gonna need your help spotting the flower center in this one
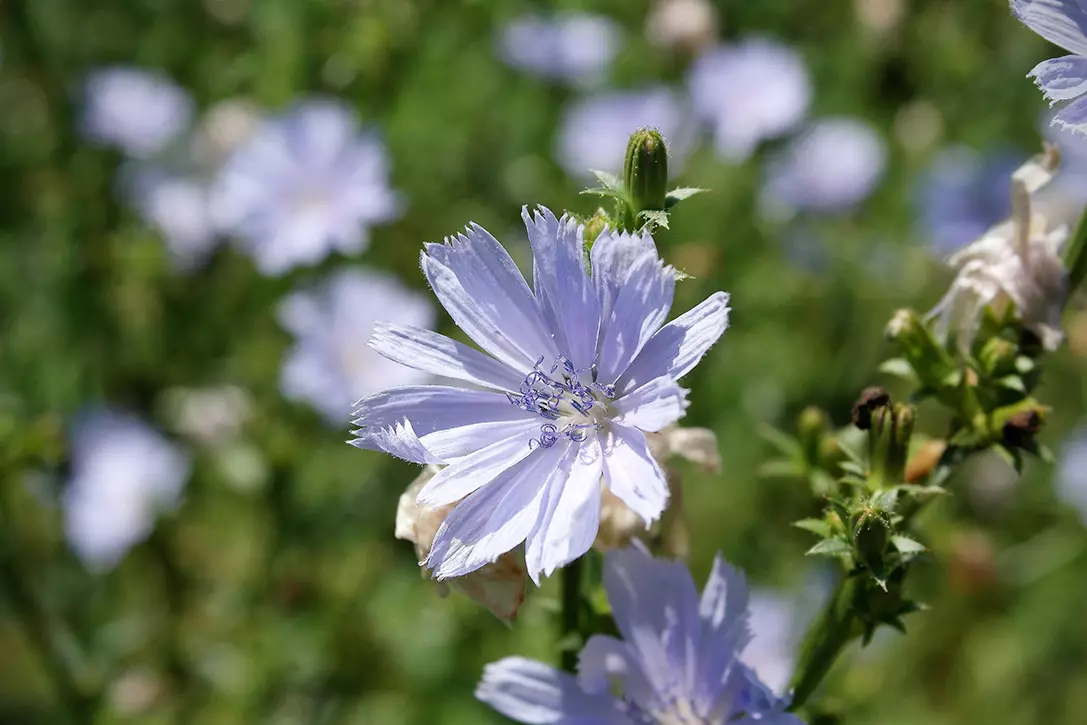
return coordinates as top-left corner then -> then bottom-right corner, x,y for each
507,354 -> 615,449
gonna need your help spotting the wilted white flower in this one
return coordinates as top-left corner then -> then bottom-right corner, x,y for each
210,99 -> 403,275
80,67 -> 194,158
555,87 -> 694,180
1038,114 -> 1087,229
646,0 -> 719,54
688,38 -> 812,163
279,268 -> 435,425
927,146 -> 1069,352
64,410 -> 190,570
498,13 -> 620,86
760,116 -> 888,219
396,466 -> 528,622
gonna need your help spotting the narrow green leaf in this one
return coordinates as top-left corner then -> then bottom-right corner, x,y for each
589,169 -> 623,190
664,187 -> 708,208
806,538 -> 853,557
891,535 -> 926,556
878,358 -> 916,380
792,518 -> 832,538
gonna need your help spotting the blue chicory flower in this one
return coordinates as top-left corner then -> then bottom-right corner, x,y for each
350,208 -> 730,582
79,67 -> 194,158
64,410 -> 191,571
210,98 -> 403,275
916,146 -> 1023,255
687,37 -> 812,163
497,13 -> 620,86
759,117 -> 888,220
279,268 -> 435,426
476,544 -> 801,724
1056,426 -> 1087,525
1012,0 -> 1087,135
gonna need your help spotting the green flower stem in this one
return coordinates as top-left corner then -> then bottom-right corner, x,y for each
1063,200 -> 1087,302
787,575 -> 861,713
0,498 -> 98,723
560,557 -> 584,672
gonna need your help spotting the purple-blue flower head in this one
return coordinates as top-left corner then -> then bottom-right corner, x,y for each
476,544 -> 801,724
1012,0 -> 1087,134
688,37 -> 812,163
556,88 -> 694,180
759,117 -> 887,220
917,146 -> 1022,255
498,13 -> 620,86
79,67 -> 194,158
350,208 -> 730,583
210,98 -> 402,275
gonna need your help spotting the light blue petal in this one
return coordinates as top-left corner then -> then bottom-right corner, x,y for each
422,224 -> 560,373
601,425 -> 669,526
476,657 -> 629,724
426,441 -> 571,579
695,554 -> 754,708
1030,54 -> 1087,101
595,251 -> 676,384
523,206 -> 603,368
524,436 -> 605,583
618,292 -> 731,395
1012,0 -> 1087,56
353,420 -> 443,465
350,385 -> 538,462
611,376 -> 690,433
590,229 -> 658,323
368,322 -> 525,391
602,545 -> 704,708
417,426 -> 545,509
1052,93 -> 1087,134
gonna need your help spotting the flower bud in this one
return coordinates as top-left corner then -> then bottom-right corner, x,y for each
624,127 -> 669,213
582,209 -> 610,246
851,387 -> 890,431
852,515 -> 890,575
395,467 -> 527,622
978,337 -> 1018,376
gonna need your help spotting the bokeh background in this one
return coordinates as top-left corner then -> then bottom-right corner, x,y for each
4,0 -> 1087,723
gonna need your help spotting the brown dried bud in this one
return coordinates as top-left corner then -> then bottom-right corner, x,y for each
852,386 -> 891,430
1002,409 -> 1043,447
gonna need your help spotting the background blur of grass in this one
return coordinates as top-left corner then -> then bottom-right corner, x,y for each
3,0 -> 1087,723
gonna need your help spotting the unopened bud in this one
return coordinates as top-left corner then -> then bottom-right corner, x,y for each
1001,408 -> 1044,448
853,514 -> 890,574
798,406 -> 828,464
624,127 -> 669,213
978,337 -> 1018,376
583,209 -> 610,245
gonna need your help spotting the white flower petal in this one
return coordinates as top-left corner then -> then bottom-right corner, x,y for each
525,436 -> 605,583
601,425 -> 669,525
426,441 -> 572,579
596,251 -> 676,384
618,292 -> 731,394
612,377 -> 690,433
368,322 -> 525,391
416,428 -> 544,508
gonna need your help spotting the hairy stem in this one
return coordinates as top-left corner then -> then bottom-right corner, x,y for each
787,576 -> 860,713
559,557 -> 584,672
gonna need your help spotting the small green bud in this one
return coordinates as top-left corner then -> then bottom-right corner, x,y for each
797,406 -> 828,463
623,127 -> 669,214
978,337 -> 1018,376
582,209 -> 610,246
853,514 -> 890,576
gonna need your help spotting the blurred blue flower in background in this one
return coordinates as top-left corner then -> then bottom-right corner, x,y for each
210,99 -> 403,276
688,37 -> 812,163
79,67 -> 194,158
476,544 -> 801,724
555,87 -> 693,179
1056,427 -> 1087,525
916,145 -> 1022,255
1012,0 -> 1087,135
351,210 -> 729,582
63,410 -> 191,570
760,117 -> 888,220
497,13 -> 620,87
122,166 -> 218,271
278,268 -> 435,426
